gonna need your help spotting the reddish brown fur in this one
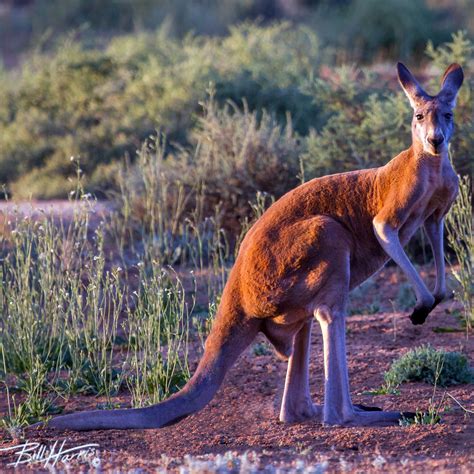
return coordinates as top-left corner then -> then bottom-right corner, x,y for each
44,63 -> 463,431
221,144 -> 457,337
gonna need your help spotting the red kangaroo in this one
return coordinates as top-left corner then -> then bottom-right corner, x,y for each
45,62 -> 463,430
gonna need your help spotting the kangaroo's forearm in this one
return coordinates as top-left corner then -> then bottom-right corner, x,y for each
373,219 -> 433,306
424,216 -> 446,298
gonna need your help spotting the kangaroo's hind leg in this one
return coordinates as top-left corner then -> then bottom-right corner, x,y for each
279,319 -> 321,422
313,249 -> 412,426
315,303 -> 410,426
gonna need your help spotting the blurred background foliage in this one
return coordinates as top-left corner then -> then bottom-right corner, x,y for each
0,0 -> 472,202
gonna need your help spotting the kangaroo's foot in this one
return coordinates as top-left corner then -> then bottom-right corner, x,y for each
314,301 -> 416,428
280,399 -> 322,423
348,408 -> 415,427
280,403 -> 383,423
409,292 -> 436,325
323,404 -> 414,427
353,404 -> 383,412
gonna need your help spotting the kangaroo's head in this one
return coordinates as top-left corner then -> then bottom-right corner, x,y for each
397,62 -> 464,156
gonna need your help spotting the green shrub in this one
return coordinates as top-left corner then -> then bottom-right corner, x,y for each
126,267 -> 191,408
384,345 -> 473,388
3,0 -> 471,65
0,22 -> 319,198
117,91 -> 304,240
302,66 -> 411,177
0,24 -> 471,201
311,0 -> 455,61
182,91 -> 304,225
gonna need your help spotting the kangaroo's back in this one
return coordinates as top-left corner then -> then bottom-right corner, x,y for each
235,164 -> 390,294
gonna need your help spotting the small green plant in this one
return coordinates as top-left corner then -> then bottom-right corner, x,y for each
445,174 -> 473,332
1,352 -> 61,438
361,385 -> 400,396
399,407 -> 442,426
15,359 -> 62,422
1,392 -> 30,439
399,354 -> 446,426
384,345 -> 473,389
74,262 -> 125,398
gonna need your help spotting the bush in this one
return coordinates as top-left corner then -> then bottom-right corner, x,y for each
302,32 -> 473,180
0,22 -> 319,198
302,66 -> 411,177
117,91 -> 304,242
182,91 -> 304,226
311,0 -> 455,61
445,174 -> 473,331
384,345 -> 473,388
0,24 -> 471,201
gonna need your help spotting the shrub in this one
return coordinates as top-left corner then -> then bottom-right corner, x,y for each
117,91 -> 304,241
302,66 -> 411,177
311,0 -> 454,61
182,91 -> 304,228
384,345 -> 473,388
126,267 -> 191,408
0,22 -> 319,199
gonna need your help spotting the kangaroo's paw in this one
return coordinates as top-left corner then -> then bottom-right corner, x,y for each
280,401 -> 322,423
409,304 -> 433,325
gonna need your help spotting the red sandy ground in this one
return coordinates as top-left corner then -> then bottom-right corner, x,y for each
0,202 -> 472,472
1,293 -> 473,472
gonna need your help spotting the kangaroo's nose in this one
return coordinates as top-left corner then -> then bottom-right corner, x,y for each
428,136 -> 444,147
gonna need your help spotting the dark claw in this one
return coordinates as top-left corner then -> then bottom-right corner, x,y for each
409,293 -> 447,325
354,404 -> 383,412
409,305 -> 432,325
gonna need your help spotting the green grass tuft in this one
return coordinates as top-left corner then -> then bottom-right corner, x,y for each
384,344 -> 473,389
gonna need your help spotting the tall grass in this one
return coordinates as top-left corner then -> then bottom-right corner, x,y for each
445,174 -> 473,332
127,267 -> 191,408
0,160 -> 237,432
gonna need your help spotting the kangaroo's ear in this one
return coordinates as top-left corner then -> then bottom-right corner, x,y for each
438,63 -> 464,107
397,62 -> 428,109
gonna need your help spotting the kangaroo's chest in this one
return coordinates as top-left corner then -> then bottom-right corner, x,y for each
399,170 -> 458,244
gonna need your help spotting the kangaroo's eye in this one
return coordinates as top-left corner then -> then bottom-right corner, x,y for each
445,113 -> 453,120
415,114 -> 424,121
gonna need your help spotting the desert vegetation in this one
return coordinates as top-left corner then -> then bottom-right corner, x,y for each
0,1 -> 473,472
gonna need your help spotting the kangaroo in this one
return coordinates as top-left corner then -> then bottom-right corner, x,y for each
44,63 -> 463,430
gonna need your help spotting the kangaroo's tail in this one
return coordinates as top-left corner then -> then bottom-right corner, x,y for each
45,309 -> 259,431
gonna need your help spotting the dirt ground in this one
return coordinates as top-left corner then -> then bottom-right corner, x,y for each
0,202 -> 472,472
1,292 -> 473,472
